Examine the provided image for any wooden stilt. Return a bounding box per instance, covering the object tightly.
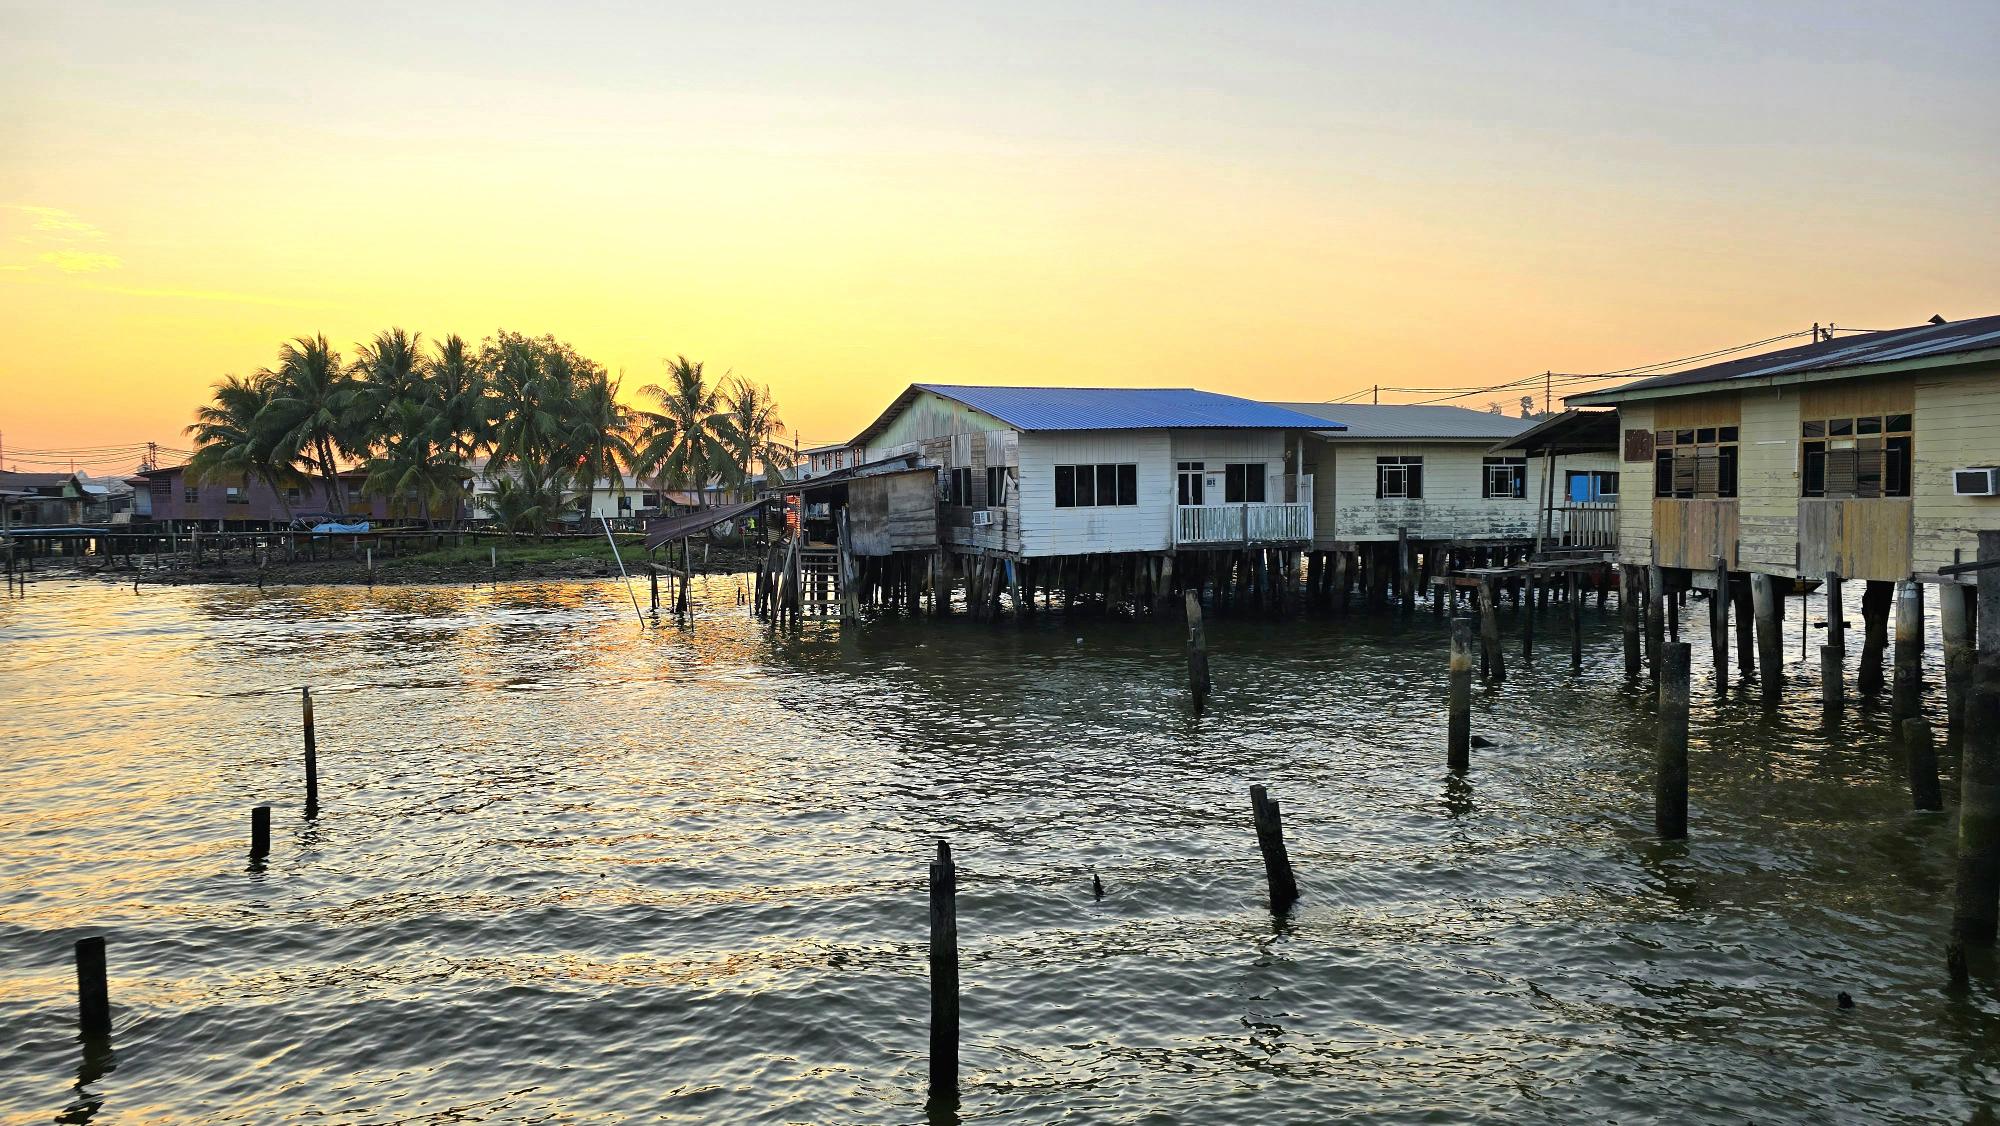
[1710,557,1730,691]
[1892,580,1925,729]
[1621,565,1641,683]
[1249,785,1299,911]
[1448,617,1473,771]
[1751,573,1783,696]
[927,840,959,1110]
[1656,642,1690,840]
[1858,580,1893,696]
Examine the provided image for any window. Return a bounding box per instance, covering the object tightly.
[1802,414,1911,499]
[184,487,199,503]
[225,486,248,505]
[642,491,662,508]
[1376,456,1423,499]
[285,486,304,504]
[948,467,973,507]
[1177,461,1205,505]
[1482,457,1527,499]
[1054,463,1137,508]
[1652,426,1738,499]
[1566,470,1620,502]
[1223,463,1266,503]
[986,466,1010,507]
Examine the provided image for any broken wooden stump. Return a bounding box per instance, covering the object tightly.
[1249,784,1299,911]
[75,936,110,1038]
[1656,642,1691,840]
[927,840,959,1110]
[1448,617,1473,772]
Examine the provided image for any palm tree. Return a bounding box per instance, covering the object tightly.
[488,463,571,535]
[632,356,727,508]
[360,399,473,528]
[565,366,636,521]
[483,331,571,479]
[256,335,357,513]
[717,376,790,500]
[186,373,299,519]
[348,328,426,438]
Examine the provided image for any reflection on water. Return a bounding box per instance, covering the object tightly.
[0,576,1995,1123]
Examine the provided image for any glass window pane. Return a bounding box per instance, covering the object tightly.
[1097,464,1119,506]
[1696,427,1716,444]
[1887,414,1912,433]
[1828,418,1853,436]
[1803,420,1825,438]
[1676,430,1695,445]
[1656,429,1674,446]
[1073,464,1094,506]
[1719,426,1739,442]
[1118,464,1137,506]
[1857,416,1882,435]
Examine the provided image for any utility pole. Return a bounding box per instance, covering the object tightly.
[1372,384,1378,405]
[1544,370,1552,416]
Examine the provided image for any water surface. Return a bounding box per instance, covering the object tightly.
[0,577,1994,1123]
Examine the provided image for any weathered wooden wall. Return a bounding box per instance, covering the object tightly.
[1912,364,2000,575]
[1305,439,1616,545]
[849,471,940,557]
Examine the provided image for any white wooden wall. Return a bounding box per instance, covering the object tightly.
[1309,439,1618,543]
[1016,431,1174,556]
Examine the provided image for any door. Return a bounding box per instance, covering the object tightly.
[1177,461,1205,505]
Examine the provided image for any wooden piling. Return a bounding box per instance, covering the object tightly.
[1656,642,1691,840]
[927,840,959,1109]
[1751,573,1783,695]
[1185,591,1210,707]
[1905,718,1943,812]
[1522,569,1536,664]
[1944,583,1975,761]
[75,936,110,1038]
[1568,570,1582,673]
[1710,557,1729,690]
[1858,580,1892,696]
[1821,644,1843,722]
[1645,562,1664,685]
[251,804,271,859]
[1732,581,1756,682]
[1620,565,1641,683]
[1953,531,2000,950]
[1249,784,1300,911]
[1892,580,1925,729]
[1478,578,1504,685]
[1448,617,1474,771]
[301,686,319,818]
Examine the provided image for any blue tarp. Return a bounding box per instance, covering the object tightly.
[310,521,371,534]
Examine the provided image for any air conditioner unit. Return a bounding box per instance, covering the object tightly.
[971,509,994,527]
[1953,467,2000,497]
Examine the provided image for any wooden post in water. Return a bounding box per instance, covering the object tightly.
[250,804,271,859]
[1185,590,1210,708]
[1751,573,1783,696]
[1732,582,1756,683]
[1568,570,1582,673]
[649,566,660,615]
[1645,562,1664,686]
[76,936,110,1038]
[1620,565,1641,683]
[1478,578,1504,685]
[1953,531,2000,953]
[927,840,958,1110]
[1521,568,1536,665]
[301,686,319,818]
[1249,784,1299,910]
[1892,580,1924,730]
[1944,583,1976,761]
[1858,580,1893,696]
[1448,617,1473,771]
[1656,642,1690,840]
[1710,557,1730,691]
[1905,718,1943,812]
[1821,645,1843,723]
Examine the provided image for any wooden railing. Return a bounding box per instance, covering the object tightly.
[1175,502,1314,545]
[1553,502,1618,548]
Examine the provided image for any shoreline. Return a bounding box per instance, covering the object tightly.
[28,546,768,588]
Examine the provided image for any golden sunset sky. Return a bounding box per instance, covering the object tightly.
[3,2,1996,471]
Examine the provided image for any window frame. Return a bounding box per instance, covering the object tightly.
[1801,413,1912,499]
[1481,456,1528,500]
[1223,462,1267,504]
[947,466,973,507]
[1054,462,1138,508]
[1652,426,1739,500]
[1375,456,1424,499]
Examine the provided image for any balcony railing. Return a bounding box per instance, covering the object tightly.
[1551,501,1618,548]
[1175,502,1314,545]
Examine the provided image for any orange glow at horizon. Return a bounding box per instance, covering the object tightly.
[4,3,1997,471]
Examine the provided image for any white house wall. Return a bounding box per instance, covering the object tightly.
[1309,439,1619,543]
[1016,431,1173,556]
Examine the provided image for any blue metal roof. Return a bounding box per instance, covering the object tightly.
[855,384,1340,445]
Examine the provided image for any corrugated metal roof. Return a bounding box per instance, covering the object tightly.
[1571,314,2000,403]
[1271,402,1542,440]
[854,384,1340,445]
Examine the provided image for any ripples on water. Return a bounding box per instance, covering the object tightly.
[0,576,1995,1124]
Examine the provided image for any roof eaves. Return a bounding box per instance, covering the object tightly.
[1568,344,2000,406]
